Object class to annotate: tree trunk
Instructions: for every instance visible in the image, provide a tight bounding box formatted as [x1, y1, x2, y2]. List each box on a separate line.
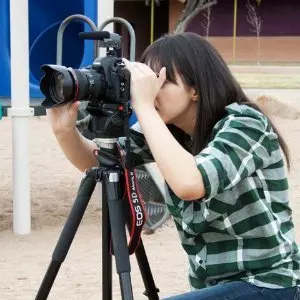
[174, 0, 217, 33]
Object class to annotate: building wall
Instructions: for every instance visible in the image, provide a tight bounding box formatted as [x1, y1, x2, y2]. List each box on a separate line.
[188, 0, 300, 37]
[208, 36, 300, 63]
[169, 0, 300, 63]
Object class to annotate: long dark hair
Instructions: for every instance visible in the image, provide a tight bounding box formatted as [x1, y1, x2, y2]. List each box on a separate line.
[140, 32, 290, 170]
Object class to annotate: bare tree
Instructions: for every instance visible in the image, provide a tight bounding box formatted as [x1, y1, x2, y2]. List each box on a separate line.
[246, 0, 263, 64]
[201, 5, 213, 39]
[174, 0, 217, 33]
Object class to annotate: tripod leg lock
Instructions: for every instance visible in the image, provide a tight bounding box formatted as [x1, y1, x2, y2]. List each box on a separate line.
[85, 166, 117, 183]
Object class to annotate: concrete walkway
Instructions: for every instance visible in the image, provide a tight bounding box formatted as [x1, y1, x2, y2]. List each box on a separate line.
[230, 65, 300, 74]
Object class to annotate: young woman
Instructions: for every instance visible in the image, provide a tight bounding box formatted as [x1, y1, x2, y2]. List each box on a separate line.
[47, 32, 300, 299]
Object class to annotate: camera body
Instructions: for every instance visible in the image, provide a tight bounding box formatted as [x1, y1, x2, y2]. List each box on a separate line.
[90, 55, 130, 104]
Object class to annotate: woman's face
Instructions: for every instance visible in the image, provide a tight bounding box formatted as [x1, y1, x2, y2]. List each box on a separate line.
[154, 71, 198, 135]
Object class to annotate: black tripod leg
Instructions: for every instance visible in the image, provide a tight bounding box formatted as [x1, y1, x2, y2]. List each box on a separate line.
[102, 182, 112, 300]
[102, 169, 133, 300]
[135, 242, 160, 300]
[35, 170, 97, 300]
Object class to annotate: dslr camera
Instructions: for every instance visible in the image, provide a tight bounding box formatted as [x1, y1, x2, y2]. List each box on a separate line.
[40, 31, 131, 138]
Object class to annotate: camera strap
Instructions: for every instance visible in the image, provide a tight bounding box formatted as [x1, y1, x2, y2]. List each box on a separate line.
[117, 143, 147, 255]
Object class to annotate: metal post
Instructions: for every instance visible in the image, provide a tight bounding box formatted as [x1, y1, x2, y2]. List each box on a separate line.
[56, 14, 98, 65]
[8, 0, 34, 234]
[150, 0, 155, 44]
[233, 0, 238, 63]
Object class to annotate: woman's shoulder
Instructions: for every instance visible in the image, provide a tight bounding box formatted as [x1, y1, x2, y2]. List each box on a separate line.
[214, 102, 270, 133]
[225, 102, 266, 118]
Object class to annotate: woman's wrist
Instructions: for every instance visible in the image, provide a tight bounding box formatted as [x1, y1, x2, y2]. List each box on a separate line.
[54, 126, 78, 140]
[133, 103, 156, 117]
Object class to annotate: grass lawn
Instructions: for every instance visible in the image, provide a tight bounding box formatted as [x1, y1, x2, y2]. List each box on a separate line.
[232, 73, 300, 89]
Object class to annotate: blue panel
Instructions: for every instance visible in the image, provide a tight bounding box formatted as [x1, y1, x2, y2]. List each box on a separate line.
[0, 0, 97, 99]
[0, 0, 11, 97]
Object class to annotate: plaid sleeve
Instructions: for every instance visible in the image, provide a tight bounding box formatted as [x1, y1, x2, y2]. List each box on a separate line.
[195, 114, 273, 201]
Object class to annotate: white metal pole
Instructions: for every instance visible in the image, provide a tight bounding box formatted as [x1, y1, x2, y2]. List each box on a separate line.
[97, 0, 114, 56]
[8, 0, 34, 234]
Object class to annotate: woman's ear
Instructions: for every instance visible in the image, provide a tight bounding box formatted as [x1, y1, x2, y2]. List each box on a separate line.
[190, 88, 198, 102]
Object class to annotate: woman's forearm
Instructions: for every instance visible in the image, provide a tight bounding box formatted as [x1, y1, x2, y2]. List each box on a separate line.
[55, 128, 98, 172]
[135, 106, 205, 200]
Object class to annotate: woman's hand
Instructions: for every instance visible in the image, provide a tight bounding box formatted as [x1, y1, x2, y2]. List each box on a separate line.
[123, 58, 166, 112]
[46, 100, 99, 172]
[46, 101, 80, 137]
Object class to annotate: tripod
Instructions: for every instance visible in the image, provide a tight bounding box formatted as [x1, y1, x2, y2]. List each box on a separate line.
[35, 138, 160, 300]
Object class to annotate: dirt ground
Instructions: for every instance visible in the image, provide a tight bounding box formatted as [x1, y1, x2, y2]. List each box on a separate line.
[1, 90, 300, 299]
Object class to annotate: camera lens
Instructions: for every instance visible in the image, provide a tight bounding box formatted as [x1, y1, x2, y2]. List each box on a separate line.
[40, 65, 76, 107]
[75, 68, 104, 102]
[50, 72, 65, 103]
[40, 64, 105, 108]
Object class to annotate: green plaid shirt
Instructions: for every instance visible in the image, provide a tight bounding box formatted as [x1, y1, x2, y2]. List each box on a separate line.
[104, 103, 300, 290]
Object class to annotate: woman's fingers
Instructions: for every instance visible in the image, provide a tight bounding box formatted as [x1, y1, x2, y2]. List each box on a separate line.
[123, 58, 155, 77]
[69, 101, 79, 115]
[122, 59, 166, 95]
